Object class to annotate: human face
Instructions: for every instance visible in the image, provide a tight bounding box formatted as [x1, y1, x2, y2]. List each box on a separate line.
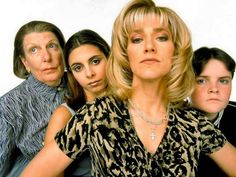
[21, 32, 64, 87]
[69, 44, 107, 101]
[191, 59, 232, 120]
[127, 15, 174, 84]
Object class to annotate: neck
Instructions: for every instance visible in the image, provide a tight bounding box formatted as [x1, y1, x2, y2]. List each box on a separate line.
[129, 94, 168, 121]
[132, 77, 167, 101]
[205, 112, 219, 122]
[130, 78, 169, 116]
[45, 79, 61, 87]
[131, 88, 167, 111]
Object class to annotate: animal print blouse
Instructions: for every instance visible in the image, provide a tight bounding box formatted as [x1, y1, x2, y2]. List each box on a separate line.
[55, 96, 226, 177]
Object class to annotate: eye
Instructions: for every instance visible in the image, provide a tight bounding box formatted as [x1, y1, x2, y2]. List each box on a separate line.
[30, 47, 37, 54]
[48, 43, 59, 49]
[196, 78, 206, 85]
[157, 35, 169, 42]
[219, 78, 231, 85]
[130, 37, 143, 44]
[70, 64, 83, 72]
[91, 57, 101, 65]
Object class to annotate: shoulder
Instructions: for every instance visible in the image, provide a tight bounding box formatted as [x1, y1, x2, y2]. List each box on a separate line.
[171, 105, 211, 131]
[0, 81, 28, 118]
[223, 101, 236, 114]
[61, 103, 75, 115]
[0, 80, 27, 102]
[220, 101, 236, 127]
[75, 95, 127, 120]
[227, 101, 236, 108]
[45, 104, 73, 145]
[172, 105, 205, 121]
[51, 104, 72, 121]
[47, 105, 72, 132]
[93, 95, 126, 113]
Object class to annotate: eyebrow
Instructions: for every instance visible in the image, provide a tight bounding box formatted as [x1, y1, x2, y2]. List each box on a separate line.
[88, 55, 102, 62]
[198, 75, 232, 79]
[24, 39, 59, 47]
[70, 55, 103, 67]
[132, 27, 168, 33]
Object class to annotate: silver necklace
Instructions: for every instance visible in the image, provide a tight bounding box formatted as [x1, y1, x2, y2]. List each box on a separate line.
[128, 99, 168, 125]
[128, 99, 168, 140]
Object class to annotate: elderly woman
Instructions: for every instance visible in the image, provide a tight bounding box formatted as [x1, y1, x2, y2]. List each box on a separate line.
[0, 20, 67, 177]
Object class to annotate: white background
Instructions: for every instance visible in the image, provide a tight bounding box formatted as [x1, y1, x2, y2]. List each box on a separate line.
[1, 0, 236, 100]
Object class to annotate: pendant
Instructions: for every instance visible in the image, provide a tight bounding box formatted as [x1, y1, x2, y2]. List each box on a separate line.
[150, 131, 156, 140]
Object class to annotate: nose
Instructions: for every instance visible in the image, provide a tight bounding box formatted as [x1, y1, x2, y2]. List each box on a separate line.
[85, 66, 95, 78]
[208, 84, 219, 94]
[42, 48, 51, 62]
[144, 38, 156, 53]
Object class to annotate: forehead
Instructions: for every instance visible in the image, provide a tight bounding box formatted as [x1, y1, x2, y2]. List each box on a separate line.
[201, 59, 231, 76]
[23, 32, 58, 45]
[69, 44, 104, 62]
[125, 13, 169, 33]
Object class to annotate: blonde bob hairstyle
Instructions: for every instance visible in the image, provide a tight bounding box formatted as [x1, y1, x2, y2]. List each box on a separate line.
[106, 0, 195, 106]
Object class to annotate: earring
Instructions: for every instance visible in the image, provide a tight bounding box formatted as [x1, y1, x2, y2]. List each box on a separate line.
[64, 67, 68, 72]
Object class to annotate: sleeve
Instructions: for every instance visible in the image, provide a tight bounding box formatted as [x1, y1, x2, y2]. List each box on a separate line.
[199, 115, 227, 155]
[55, 104, 92, 160]
[0, 103, 17, 176]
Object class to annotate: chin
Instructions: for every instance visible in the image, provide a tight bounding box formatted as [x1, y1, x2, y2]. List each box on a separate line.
[205, 108, 223, 114]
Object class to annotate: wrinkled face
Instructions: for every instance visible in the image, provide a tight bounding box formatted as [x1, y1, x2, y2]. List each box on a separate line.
[191, 59, 232, 119]
[21, 32, 64, 87]
[69, 44, 107, 101]
[127, 15, 174, 85]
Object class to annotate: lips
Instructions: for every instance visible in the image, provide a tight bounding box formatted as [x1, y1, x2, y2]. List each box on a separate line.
[88, 80, 101, 87]
[43, 67, 56, 72]
[140, 58, 160, 64]
[206, 98, 221, 102]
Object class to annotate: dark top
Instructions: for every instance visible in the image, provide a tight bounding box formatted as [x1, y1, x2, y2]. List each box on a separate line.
[56, 96, 226, 177]
[0, 75, 67, 177]
[196, 101, 236, 177]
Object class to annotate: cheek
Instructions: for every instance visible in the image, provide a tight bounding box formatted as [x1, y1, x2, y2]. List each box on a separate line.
[73, 72, 85, 85]
[192, 87, 202, 97]
[99, 71, 106, 78]
[55, 54, 64, 65]
[96, 62, 107, 76]
[191, 88, 205, 104]
[99, 67, 107, 77]
[26, 60, 41, 70]
[221, 87, 232, 100]
[127, 46, 139, 62]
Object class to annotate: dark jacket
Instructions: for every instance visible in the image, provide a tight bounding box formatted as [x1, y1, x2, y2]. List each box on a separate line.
[196, 101, 236, 177]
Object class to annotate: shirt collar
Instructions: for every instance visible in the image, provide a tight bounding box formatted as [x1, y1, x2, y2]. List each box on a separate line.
[27, 74, 66, 101]
[213, 110, 224, 128]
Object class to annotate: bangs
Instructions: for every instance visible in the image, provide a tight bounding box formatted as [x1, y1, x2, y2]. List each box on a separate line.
[122, 7, 170, 36]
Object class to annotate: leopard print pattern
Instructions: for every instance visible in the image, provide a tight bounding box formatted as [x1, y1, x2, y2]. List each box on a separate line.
[55, 96, 226, 177]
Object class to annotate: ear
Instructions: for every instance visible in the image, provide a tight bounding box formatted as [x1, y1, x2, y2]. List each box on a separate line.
[21, 57, 31, 73]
